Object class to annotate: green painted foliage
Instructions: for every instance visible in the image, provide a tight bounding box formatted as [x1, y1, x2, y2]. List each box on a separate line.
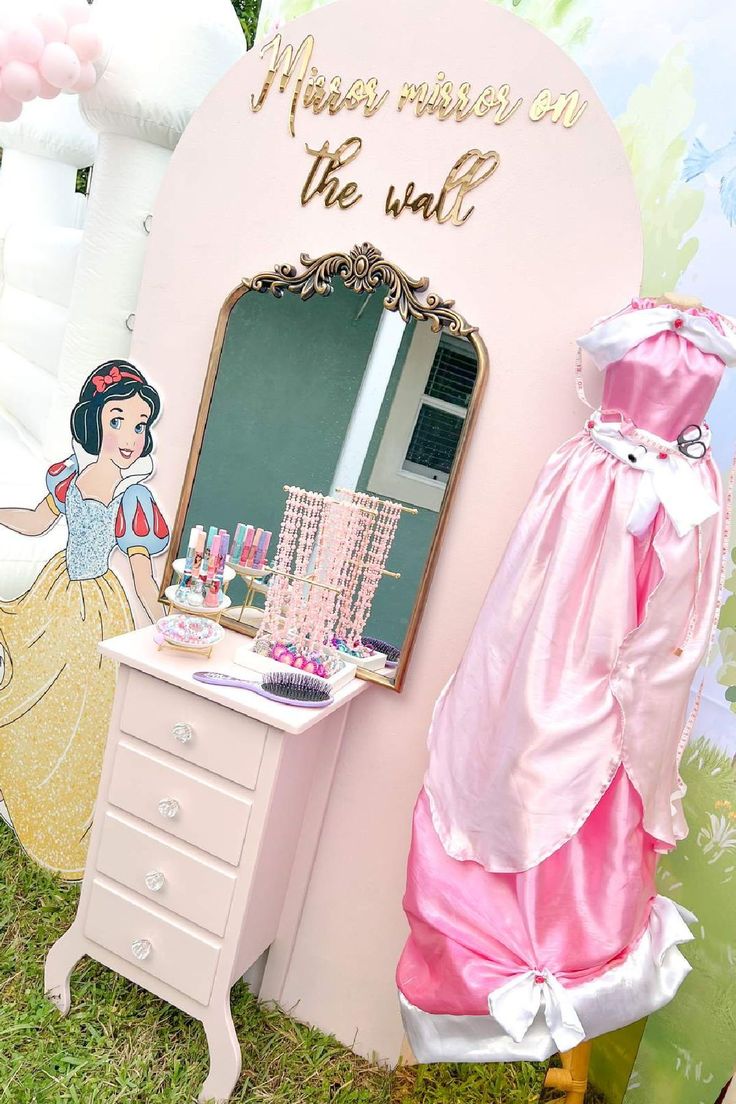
[619, 737, 736, 1104]
[718, 547, 736, 713]
[615, 46, 704, 296]
[492, 0, 593, 49]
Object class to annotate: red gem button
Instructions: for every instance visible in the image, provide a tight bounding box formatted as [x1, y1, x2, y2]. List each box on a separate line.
[587, 420, 595, 429]
[674, 318, 684, 329]
[534, 974, 546, 985]
[658, 452, 668, 459]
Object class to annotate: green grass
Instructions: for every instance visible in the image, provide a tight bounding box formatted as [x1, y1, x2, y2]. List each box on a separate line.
[0, 819, 601, 1103]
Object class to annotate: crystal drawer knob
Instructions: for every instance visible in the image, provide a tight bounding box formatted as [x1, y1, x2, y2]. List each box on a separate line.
[157, 797, 180, 819]
[144, 870, 165, 893]
[172, 722, 193, 745]
[131, 939, 152, 962]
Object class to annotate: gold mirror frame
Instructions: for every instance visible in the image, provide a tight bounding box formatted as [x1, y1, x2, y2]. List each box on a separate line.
[160, 243, 488, 691]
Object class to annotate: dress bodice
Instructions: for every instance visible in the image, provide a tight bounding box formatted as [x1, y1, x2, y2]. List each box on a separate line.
[65, 481, 119, 582]
[579, 301, 736, 441]
[602, 329, 724, 440]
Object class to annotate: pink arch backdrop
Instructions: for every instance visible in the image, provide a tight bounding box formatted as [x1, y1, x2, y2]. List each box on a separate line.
[131, 0, 642, 1061]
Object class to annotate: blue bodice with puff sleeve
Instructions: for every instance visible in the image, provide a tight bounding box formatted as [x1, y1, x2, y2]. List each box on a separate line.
[46, 457, 169, 582]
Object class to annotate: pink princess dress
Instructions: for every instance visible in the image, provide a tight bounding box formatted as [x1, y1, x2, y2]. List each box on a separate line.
[397, 300, 736, 1062]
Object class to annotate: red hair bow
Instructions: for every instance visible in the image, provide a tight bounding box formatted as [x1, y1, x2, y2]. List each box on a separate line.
[91, 365, 139, 394]
[92, 366, 122, 393]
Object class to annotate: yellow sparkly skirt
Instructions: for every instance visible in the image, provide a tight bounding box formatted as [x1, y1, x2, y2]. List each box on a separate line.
[0, 552, 133, 880]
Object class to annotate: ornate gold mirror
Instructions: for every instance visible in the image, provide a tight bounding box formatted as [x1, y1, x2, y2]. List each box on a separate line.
[161, 244, 487, 690]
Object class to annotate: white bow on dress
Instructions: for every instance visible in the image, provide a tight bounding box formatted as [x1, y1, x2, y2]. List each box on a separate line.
[588, 415, 720, 539]
[488, 968, 586, 1053]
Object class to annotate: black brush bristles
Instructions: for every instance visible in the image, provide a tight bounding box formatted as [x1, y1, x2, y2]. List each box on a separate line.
[261, 671, 332, 703]
[361, 636, 401, 663]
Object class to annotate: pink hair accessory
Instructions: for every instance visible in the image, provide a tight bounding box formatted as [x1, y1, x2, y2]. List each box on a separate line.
[91, 365, 140, 393]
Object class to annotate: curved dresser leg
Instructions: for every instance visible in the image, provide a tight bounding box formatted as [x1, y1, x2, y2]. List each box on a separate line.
[199, 1002, 242, 1104]
[44, 927, 86, 1017]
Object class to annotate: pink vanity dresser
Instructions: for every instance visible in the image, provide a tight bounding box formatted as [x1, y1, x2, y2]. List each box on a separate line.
[45, 626, 366, 1104]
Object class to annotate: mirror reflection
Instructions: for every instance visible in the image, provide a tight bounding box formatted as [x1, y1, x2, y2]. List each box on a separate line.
[165, 254, 483, 688]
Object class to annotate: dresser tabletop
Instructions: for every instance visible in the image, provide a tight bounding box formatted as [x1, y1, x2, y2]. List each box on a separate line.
[100, 627, 368, 735]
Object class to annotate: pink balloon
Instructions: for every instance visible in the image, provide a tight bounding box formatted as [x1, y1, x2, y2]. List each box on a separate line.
[67, 23, 102, 63]
[37, 75, 61, 100]
[70, 60, 96, 93]
[7, 23, 44, 63]
[2, 61, 41, 102]
[40, 42, 81, 89]
[0, 91, 22, 123]
[59, 2, 91, 27]
[33, 10, 69, 44]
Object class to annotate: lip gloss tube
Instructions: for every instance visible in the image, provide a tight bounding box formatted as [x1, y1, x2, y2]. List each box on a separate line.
[176, 525, 202, 600]
[230, 523, 246, 562]
[206, 530, 229, 608]
[185, 528, 207, 606]
[255, 530, 272, 567]
[247, 528, 263, 567]
[239, 525, 255, 566]
[203, 534, 222, 607]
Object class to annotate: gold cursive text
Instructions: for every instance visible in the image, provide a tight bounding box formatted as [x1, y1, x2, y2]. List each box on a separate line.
[398, 73, 521, 124]
[251, 34, 389, 137]
[385, 149, 500, 227]
[528, 88, 588, 127]
[301, 137, 364, 209]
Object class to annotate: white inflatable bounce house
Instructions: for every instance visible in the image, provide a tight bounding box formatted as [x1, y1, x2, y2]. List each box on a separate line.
[0, 0, 244, 595]
[0, 0, 245, 821]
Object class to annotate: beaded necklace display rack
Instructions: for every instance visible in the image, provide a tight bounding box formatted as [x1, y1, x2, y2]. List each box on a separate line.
[254, 486, 368, 676]
[333, 489, 404, 655]
[301, 495, 369, 658]
[254, 484, 409, 676]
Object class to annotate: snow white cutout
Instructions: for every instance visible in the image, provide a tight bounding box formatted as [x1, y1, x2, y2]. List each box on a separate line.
[0, 362, 169, 880]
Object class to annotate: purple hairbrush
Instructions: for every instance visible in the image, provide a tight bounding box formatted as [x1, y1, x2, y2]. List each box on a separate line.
[193, 670, 332, 708]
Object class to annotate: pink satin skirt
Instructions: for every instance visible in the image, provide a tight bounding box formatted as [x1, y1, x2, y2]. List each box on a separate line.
[398, 766, 656, 1016]
[397, 768, 694, 1062]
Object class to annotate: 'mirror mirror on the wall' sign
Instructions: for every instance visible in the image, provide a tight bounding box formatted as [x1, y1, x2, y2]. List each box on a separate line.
[161, 245, 487, 689]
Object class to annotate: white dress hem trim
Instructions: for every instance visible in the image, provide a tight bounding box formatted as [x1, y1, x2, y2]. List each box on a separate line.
[399, 896, 694, 1064]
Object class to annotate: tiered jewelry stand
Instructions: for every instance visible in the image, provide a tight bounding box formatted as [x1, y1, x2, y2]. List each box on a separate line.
[157, 559, 237, 659]
[163, 587, 233, 621]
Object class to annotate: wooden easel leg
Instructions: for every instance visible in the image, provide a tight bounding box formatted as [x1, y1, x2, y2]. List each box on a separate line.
[543, 1041, 592, 1103]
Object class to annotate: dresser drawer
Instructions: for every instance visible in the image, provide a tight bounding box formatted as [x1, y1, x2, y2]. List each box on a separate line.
[108, 740, 252, 866]
[96, 810, 237, 937]
[84, 879, 220, 1006]
[120, 669, 267, 790]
